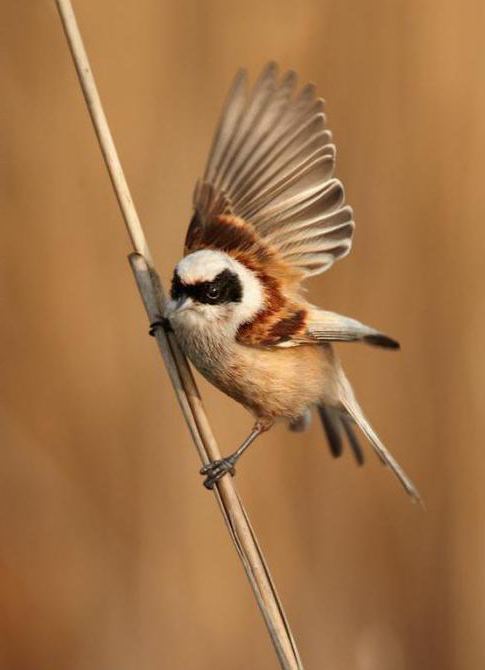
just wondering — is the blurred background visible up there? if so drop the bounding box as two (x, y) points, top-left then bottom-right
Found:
(1, 1), (484, 668)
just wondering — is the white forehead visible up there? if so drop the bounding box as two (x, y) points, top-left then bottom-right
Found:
(176, 250), (235, 283)
(174, 249), (265, 324)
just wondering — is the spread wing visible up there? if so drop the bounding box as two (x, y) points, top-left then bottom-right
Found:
(183, 64), (395, 350)
(185, 62), (354, 278)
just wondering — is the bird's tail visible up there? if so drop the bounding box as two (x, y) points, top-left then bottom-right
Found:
(317, 405), (364, 465)
(337, 369), (422, 503)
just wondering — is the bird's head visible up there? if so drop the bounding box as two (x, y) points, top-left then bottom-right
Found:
(165, 250), (265, 333)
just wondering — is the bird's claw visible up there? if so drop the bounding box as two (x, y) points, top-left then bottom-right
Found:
(149, 317), (172, 337)
(200, 457), (237, 489)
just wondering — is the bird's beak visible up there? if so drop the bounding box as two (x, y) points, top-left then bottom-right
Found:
(175, 296), (192, 312)
(165, 296), (193, 317)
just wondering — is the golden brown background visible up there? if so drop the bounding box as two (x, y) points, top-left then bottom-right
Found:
(2, 1), (484, 668)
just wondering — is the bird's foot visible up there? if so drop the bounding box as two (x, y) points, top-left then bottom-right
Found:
(200, 456), (237, 490)
(149, 316), (172, 337)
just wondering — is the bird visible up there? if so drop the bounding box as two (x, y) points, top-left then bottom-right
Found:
(163, 62), (420, 501)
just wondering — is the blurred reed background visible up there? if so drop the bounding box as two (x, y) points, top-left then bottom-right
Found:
(1, 1), (484, 668)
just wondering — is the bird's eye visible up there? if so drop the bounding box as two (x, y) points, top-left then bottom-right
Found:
(206, 285), (221, 302)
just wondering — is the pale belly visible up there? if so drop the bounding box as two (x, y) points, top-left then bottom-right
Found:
(224, 343), (340, 419)
(179, 328), (340, 420)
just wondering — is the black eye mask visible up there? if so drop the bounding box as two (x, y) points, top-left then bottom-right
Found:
(171, 269), (243, 305)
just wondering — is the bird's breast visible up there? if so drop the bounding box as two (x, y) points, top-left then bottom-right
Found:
(172, 316), (338, 420)
(170, 317), (231, 383)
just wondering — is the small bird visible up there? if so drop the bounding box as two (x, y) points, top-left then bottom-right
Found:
(164, 63), (420, 501)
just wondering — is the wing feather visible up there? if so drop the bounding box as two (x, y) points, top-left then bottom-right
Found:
(203, 69), (247, 187)
(253, 179), (345, 234)
(293, 310), (400, 349)
(191, 63), (354, 279)
(216, 62), (279, 192)
(223, 69), (298, 192)
(233, 109), (327, 209)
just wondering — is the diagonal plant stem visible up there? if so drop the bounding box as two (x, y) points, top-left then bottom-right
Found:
(54, 1), (305, 668)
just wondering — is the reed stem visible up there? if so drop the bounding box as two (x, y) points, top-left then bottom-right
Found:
(55, 2), (304, 667)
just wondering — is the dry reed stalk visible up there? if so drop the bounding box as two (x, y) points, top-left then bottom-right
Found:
(54, 1), (304, 668)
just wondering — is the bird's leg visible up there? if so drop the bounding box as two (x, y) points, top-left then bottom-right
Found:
(200, 418), (274, 490)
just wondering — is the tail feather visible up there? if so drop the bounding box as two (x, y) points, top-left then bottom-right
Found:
(318, 405), (343, 458)
(318, 405), (364, 464)
(338, 377), (421, 503)
(341, 416), (365, 466)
